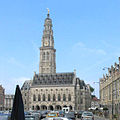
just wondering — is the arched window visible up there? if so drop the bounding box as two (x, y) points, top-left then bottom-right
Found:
(68, 94), (71, 101)
(48, 94), (51, 101)
(58, 94), (61, 101)
(33, 94), (36, 101)
(47, 52), (49, 60)
(43, 94), (45, 101)
(81, 99), (83, 104)
(38, 94), (41, 101)
(53, 94), (56, 101)
(43, 52), (45, 60)
(63, 94), (66, 101)
(25, 99), (26, 104)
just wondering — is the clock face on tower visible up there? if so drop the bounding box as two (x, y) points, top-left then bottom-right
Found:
(44, 41), (49, 46)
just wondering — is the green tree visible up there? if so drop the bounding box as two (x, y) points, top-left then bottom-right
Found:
(90, 86), (94, 93)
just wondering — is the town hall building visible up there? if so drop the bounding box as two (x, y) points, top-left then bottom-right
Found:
(21, 11), (91, 111)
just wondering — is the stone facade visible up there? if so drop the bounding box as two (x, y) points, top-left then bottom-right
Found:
(22, 73), (91, 111)
(21, 12), (91, 111)
(100, 57), (120, 118)
(21, 80), (32, 111)
(91, 97), (100, 109)
(0, 85), (5, 111)
(4, 94), (14, 110)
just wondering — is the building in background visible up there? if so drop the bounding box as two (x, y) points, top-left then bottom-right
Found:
(4, 94), (14, 110)
(100, 57), (120, 119)
(21, 80), (32, 111)
(21, 11), (92, 111)
(91, 96), (100, 109)
(0, 85), (5, 111)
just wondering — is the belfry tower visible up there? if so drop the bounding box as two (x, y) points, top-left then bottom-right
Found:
(39, 10), (56, 74)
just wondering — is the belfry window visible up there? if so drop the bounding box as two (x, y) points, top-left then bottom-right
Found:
(43, 52), (45, 60)
(47, 52), (49, 60)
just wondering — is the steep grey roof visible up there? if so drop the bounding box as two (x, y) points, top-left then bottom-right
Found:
(21, 80), (32, 90)
(32, 72), (75, 86)
(76, 78), (87, 89)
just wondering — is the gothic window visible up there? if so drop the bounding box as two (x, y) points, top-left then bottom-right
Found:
(47, 52), (49, 60)
(43, 94), (45, 101)
(48, 94), (51, 101)
(81, 99), (83, 104)
(53, 94), (56, 101)
(25, 99), (26, 104)
(58, 94), (61, 101)
(47, 68), (49, 72)
(63, 94), (66, 101)
(33, 94), (36, 101)
(43, 52), (45, 60)
(68, 94), (71, 101)
(42, 68), (45, 72)
(38, 94), (41, 101)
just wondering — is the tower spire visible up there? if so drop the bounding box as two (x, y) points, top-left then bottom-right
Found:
(39, 12), (56, 74)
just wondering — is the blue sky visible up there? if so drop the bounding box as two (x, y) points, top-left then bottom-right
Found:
(0, 0), (120, 97)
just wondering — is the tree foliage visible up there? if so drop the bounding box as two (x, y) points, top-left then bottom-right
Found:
(90, 86), (94, 93)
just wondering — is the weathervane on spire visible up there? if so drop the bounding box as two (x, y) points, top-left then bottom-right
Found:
(47, 8), (50, 17)
(47, 8), (50, 14)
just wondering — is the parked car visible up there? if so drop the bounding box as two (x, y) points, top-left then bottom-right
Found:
(31, 112), (40, 120)
(0, 113), (11, 120)
(65, 111), (75, 120)
(46, 112), (59, 118)
(81, 111), (94, 120)
(41, 111), (50, 119)
(77, 111), (84, 118)
(25, 111), (32, 115)
(42, 117), (72, 120)
(25, 115), (36, 120)
(58, 111), (65, 117)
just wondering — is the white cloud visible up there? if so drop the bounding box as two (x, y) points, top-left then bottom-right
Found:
(73, 41), (107, 55)
(74, 41), (85, 48)
(8, 57), (26, 69)
(2, 77), (30, 94)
